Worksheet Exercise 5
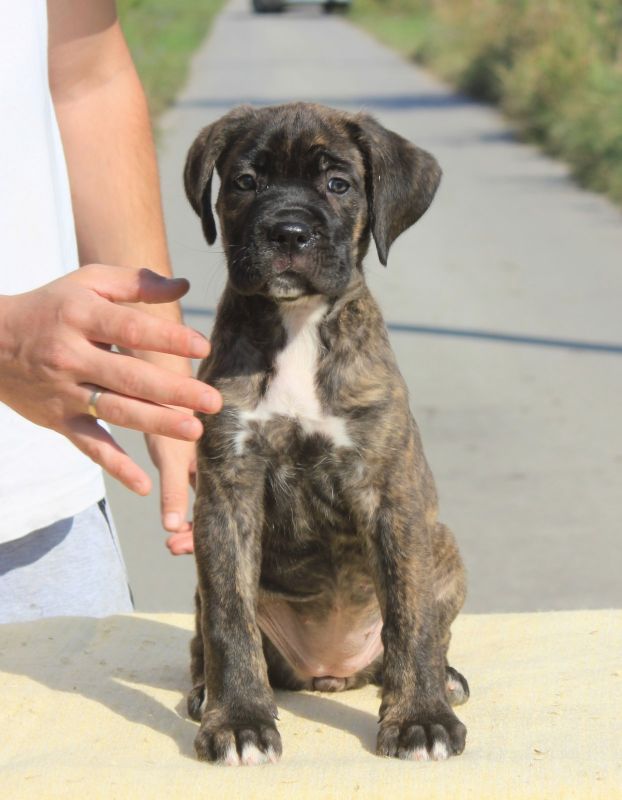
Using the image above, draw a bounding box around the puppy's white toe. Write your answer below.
[410,747,431,762]
[219,743,239,766]
[431,740,450,761]
[240,743,265,766]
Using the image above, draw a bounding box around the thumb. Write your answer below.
[159,458,190,534]
[76,264,190,305]
[166,524,194,556]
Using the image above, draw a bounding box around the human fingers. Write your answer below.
[152,437,196,531]
[85,348,222,413]
[82,387,204,440]
[65,415,152,495]
[80,299,211,359]
[166,525,194,556]
[74,264,191,305]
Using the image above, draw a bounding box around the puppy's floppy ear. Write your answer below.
[349,113,441,266]
[184,106,256,245]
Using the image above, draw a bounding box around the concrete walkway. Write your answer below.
[107,0,622,613]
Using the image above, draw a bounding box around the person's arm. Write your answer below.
[48,1,200,549]
[30,0,211,549]
[0,5,219,528]
[48,2,174,287]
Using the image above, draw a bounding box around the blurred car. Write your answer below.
[252,0,351,13]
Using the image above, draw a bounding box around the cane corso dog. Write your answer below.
[184,102,469,766]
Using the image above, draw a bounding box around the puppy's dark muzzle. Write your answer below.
[248,197,346,297]
[269,221,314,267]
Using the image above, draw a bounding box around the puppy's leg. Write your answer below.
[364,499,467,761]
[193,466,282,766]
[431,522,470,706]
[358,524,469,707]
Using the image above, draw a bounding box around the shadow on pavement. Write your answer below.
[0,615,198,759]
[182,306,622,355]
[0,615,382,760]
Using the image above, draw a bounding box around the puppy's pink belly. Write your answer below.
[257,599,383,679]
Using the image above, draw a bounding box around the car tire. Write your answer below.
[323,2,349,13]
[253,0,285,12]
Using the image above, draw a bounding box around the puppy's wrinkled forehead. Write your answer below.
[185,101,442,264]
[222,106,364,179]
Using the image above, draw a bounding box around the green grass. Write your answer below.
[118,0,226,119]
[351,0,622,205]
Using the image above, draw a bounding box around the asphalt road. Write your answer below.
[106,0,622,614]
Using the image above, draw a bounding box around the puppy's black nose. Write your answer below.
[269,221,313,253]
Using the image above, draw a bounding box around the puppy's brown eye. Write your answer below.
[327,177,350,195]
[235,174,256,191]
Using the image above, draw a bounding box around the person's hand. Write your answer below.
[146,433,196,555]
[166,524,194,555]
[0,265,222,494]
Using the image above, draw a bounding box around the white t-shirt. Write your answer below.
[0,4,105,543]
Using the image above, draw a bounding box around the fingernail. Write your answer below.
[164,512,180,530]
[190,335,210,358]
[201,390,222,413]
[179,418,200,438]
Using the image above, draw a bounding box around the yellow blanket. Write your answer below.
[1,610,620,799]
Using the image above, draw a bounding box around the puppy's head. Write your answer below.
[184,102,441,300]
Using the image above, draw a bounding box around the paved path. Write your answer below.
[107,0,622,613]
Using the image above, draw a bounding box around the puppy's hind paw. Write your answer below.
[445,666,470,706]
[187,684,206,721]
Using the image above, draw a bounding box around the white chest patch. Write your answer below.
[234,296,353,454]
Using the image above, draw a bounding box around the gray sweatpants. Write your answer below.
[0,499,133,623]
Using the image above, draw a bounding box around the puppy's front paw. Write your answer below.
[377,706,466,761]
[195,707,282,766]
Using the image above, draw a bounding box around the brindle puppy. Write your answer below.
[184,102,469,766]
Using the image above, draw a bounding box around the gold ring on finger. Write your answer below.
[87,388,104,419]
